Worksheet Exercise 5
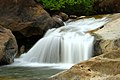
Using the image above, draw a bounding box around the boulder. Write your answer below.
[94,13,120,55]
[59,12,69,21]
[52,15,64,28]
[50,49,120,80]
[0,25,18,65]
[0,0,64,54]
[94,0,120,14]
[0,0,63,37]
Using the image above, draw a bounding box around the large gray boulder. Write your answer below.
[0,25,18,65]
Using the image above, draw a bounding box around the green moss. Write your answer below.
[37,0,94,15]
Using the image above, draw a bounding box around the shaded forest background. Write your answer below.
[36,0,120,16]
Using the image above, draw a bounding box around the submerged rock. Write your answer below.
[0,25,18,65]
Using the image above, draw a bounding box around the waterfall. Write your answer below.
[9,17,109,69]
[18,17,109,64]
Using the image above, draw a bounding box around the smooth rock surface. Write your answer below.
[50,49,120,80]
[94,13,120,55]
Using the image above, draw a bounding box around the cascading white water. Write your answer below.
[18,17,109,64]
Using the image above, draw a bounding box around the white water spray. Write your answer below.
[10,17,109,68]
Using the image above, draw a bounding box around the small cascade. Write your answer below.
[18,17,109,64]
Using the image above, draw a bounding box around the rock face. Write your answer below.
[50,49,120,80]
[0,25,18,65]
[0,0,63,37]
[94,13,120,55]
[94,0,120,14]
[0,0,64,54]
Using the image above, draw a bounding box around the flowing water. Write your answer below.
[17,17,108,64]
[0,17,109,80]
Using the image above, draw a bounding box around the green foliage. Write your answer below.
[37,0,93,15]
[37,0,65,10]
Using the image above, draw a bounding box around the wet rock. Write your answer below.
[0,0,63,37]
[52,15,64,28]
[59,12,69,21]
[69,15,78,19]
[0,25,18,65]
